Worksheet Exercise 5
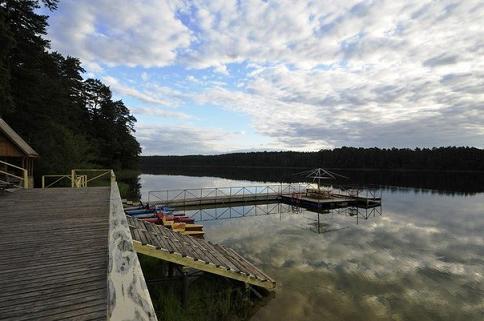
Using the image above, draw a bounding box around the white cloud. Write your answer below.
[47,0,484,151]
[102,76,184,107]
[130,107,191,120]
[48,0,191,67]
[136,124,249,155]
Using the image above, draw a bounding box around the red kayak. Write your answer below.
[141,213,194,225]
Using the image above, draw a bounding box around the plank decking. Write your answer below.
[0,184,157,321]
[127,216,276,290]
[0,187,110,321]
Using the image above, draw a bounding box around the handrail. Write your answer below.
[42,169,114,188]
[0,160,28,188]
[42,175,73,188]
[71,169,112,188]
[0,169,23,180]
[0,160,25,171]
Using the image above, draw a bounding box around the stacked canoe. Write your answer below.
[124,205,204,238]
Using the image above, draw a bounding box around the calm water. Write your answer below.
[139,173,484,321]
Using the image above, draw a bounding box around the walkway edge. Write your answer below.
[107,179,157,321]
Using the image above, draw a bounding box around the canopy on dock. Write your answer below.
[127,216,276,290]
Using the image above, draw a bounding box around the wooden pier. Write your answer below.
[127,216,276,290]
[0,176,281,320]
[0,176,157,321]
[0,188,111,321]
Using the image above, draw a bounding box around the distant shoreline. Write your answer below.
[140,164,484,174]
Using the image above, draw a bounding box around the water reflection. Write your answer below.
[138,173,484,321]
[308,206,383,234]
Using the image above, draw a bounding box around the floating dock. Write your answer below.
[280,193,382,210]
[148,184,381,211]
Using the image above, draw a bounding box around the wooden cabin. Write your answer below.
[0,118,39,188]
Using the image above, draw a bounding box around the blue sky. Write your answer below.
[44,0,484,155]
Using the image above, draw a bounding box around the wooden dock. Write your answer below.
[280,193,382,209]
[0,181,157,320]
[148,185,381,211]
[127,216,276,290]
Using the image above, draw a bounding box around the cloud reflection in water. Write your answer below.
[202,191,484,321]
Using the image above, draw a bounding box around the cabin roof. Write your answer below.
[0,118,39,157]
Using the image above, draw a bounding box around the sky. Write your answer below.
[44,0,484,155]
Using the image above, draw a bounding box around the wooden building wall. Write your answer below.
[0,133,24,157]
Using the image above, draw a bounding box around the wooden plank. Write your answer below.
[224,247,268,281]
[0,187,111,320]
[134,242,275,290]
[211,243,247,274]
[199,240,239,271]
[169,230,206,262]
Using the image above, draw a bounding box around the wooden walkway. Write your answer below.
[151,193,280,208]
[127,216,276,290]
[0,187,110,321]
[0,184,157,321]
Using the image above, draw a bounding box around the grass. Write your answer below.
[138,254,267,321]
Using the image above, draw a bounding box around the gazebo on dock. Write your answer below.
[0,118,39,188]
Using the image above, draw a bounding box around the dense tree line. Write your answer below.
[0,0,140,179]
[142,166,484,195]
[141,147,484,171]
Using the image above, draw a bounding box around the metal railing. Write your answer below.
[181,202,298,222]
[147,183,317,206]
[330,184,383,201]
[0,160,28,189]
[42,169,114,188]
[148,184,320,206]
[70,169,112,187]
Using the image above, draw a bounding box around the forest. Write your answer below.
[0,0,140,179]
[141,147,484,172]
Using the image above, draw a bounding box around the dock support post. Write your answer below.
[182,271,189,309]
[168,263,174,277]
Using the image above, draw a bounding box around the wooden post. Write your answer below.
[71,169,75,188]
[168,263,174,277]
[182,271,189,309]
[23,168,28,189]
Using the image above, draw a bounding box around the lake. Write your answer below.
[137,171,484,321]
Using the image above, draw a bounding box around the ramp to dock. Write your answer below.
[127,216,276,290]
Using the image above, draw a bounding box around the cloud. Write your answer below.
[46,0,484,151]
[130,107,191,120]
[102,76,185,107]
[47,0,191,67]
[423,54,459,68]
[136,124,247,155]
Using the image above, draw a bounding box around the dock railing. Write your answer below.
[42,169,112,188]
[147,183,317,206]
[331,184,382,200]
[0,159,28,189]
